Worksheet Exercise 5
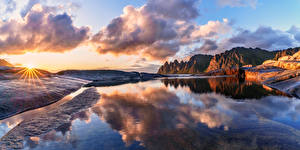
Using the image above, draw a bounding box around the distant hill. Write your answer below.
[0,59,13,67]
[157,47,300,74]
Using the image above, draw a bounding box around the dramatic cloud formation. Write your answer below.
[197,39,218,52]
[217,0,258,8]
[4,0,17,13]
[92,0,231,60]
[193,25,300,54]
[145,0,200,20]
[228,26,294,49]
[21,0,41,17]
[0,0,17,19]
[288,26,300,42]
[0,4,89,54]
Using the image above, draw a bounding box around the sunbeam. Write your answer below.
[15,66,46,87]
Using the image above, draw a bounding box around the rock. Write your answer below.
[204,67,246,78]
[0,76,87,120]
[0,88,100,149]
[157,54,212,74]
[262,51,300,70]
[58,70,165,87]
[158,47,300,74]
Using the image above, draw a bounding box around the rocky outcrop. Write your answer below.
[158,47,300,74]
[0,76,87,120]
[273,47,300,60]
[0,88,100,149]
[58,70,165,87]
[204,67,246,78]
[243,51,300,98]
[157,54,212,74]
[267,51,300,70]
[206,47,276,72]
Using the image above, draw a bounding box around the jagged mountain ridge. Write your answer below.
[158,47,300,74]
[157,54,212,74]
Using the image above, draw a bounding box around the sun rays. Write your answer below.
[15,65,45,87]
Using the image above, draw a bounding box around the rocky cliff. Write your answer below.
[273,47,300,60]
[206,47,276,72]
[158,47,300,74]
[157,54,212,74]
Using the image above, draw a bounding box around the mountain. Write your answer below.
[206,47,276,72]
[157,54,212,74]
[273,47,300,60]
[158,47,300,74]
[0,59,13,67]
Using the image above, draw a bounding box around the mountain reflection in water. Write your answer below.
[162,77,289,99]
[1,77,300,150]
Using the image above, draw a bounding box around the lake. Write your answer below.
[1,77,300,150]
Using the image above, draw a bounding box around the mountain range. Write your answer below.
[158,47,300,74]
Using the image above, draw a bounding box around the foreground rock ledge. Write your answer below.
[0,88,100,149]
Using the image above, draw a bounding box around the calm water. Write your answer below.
[1,77,300,150]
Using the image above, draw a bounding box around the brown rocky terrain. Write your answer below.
[244,51,300,98]
[158,47,300,74]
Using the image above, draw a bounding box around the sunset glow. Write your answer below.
[0,0,298,73]
[16,66,44,83]
[24,64,35,69]
[0,1,300,150]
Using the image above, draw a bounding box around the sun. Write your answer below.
[16,63,45,84]
[24,64,35,69]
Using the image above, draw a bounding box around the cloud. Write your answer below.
[197,39,218,52]
[21,0,41,17]
[217,0,258,8]
[0,0,17,19]
[195,26,300,55]
[145,0,200,20]
[92,0,231,60]
[5,0,17,13]
[288,26,300,42]
[90,83,300,147]
[227,26,295,50]
[0,4,89,54]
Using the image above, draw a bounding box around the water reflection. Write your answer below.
[162,77,289,99]
[90,85,300,149]
[1,78,300,150]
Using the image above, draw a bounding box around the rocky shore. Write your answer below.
[202,51,300,98]
[0,76,88,120]
[0,88,100,149]
[245,52,300,98]
[0,69,165,120]
[57,70,165,87]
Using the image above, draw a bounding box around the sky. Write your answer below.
[0,0,300,73]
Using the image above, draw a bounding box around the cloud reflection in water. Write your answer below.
[1,78,300,150]
[89,79,300,149]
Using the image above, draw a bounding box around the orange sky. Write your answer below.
[3,46,161,73]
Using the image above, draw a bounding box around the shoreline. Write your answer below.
[263,76,300,99]
[0,76,88,120]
